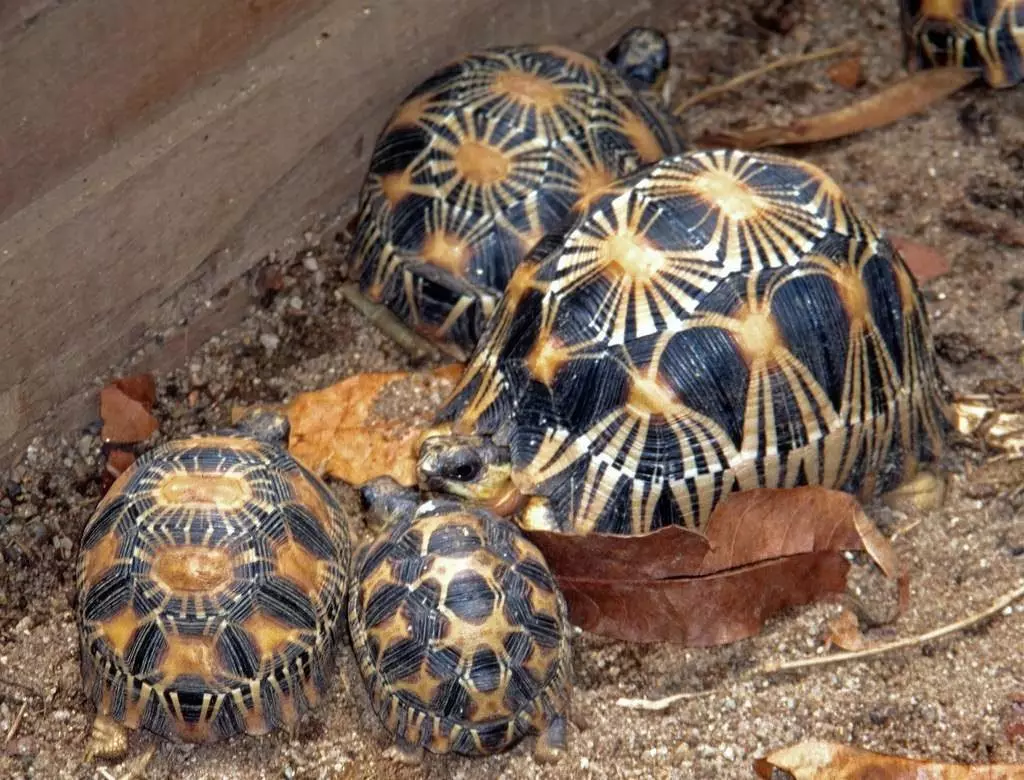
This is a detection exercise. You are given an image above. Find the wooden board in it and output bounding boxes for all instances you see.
[0,0,680,464]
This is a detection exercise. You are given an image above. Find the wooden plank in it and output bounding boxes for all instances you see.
[0,0,328,221]
[0,0,679,463]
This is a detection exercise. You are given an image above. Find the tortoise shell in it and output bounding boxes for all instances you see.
[350,29,686,359]
[76,421,351,743]
[348,499,571,758]
[421,149,949,535]
[901,0,1024,87]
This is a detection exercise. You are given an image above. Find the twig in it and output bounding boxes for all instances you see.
[759,579,1024,674]
[118,745,156,780]
[0,677,44,701]
[615,689,713,711]
[889,516,923,543]
[3,700,27,747]
[674,42,859,115]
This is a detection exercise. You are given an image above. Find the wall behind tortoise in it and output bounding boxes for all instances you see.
[0,0,686,466]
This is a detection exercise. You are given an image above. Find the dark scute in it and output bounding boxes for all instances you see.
[476,720,516,753]
[482,516,519,564]
[425,645,462,681]
[499,290,544,362]
[210,693,247,740]
[469,647,503,693]
[503,638,543,706]
[444,570,496,623]
[405,579,446,643]
[282,504,336,560]
[390,194,436,252]
[123,620,165,677]
[362,582,407,629]
[741,154,816,205]
[82,570,133,622]
[393,526,424,561]
[217,624,260,680]
[170,676,213,723]
[771,271,850,415]
[81,497,129,550]
[369,126,430,177]
[427,522,483,556]
[393,554,427,585]
[379,637,426,682]
[256,577,318,631]
[461,222,524,294]
[651,486,687,530]
[431,677,471,720]
[862,249,907,376]
[769,370,813,453]
[513,556,556,593]
[502,569,560,648]
[554,356,630,435]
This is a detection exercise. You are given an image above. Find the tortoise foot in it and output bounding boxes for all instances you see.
[385,739,425,765]
[85,714,128,762]
[882,469,946,513]
[533,714,567,763]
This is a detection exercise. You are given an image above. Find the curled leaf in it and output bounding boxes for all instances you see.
[528,487,899,644]
[754,739,1024,779]
[698,67,976,149]
[825,609,870,651]
[286,365,461,485]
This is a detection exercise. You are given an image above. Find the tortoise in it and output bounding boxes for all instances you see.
[901,0,1024,88]
[346,27,687,361]
[76,412,351,759]
[348,478,572,762]
[416,149,950,535]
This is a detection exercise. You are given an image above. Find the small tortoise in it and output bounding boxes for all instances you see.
[348,479,572,762]
[417,149,949,535]
[347,27,686,360]
[76,412,350,758]
[901,0,1024,88]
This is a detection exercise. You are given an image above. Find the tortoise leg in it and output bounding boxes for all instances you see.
[360,476,421,534]
[518,496,559,532]
[384,738,425,765]
[338,283,446,363]
[533,714,567,763]
[881,469,946,513]
[85,714,128,761]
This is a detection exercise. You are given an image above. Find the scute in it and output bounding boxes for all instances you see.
[76,429,351,744]
[351,38,686,358]
[349,502,571,757]
[436,149,950,535]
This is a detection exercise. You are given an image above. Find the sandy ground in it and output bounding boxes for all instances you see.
[2,1,1023,777]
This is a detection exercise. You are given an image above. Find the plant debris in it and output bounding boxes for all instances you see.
[285,364,461,485]
[527,487,897,644]
[890,235,952,282]
[99,375,158,445]
[753,739,1024,778]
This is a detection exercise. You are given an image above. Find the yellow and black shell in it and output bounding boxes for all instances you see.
[76,422,350,743]
[348,499,572,758]
[350,33,686,359]
[901,0,1024,87]
[434,149,949,535]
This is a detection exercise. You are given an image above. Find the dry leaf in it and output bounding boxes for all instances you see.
[99,374,158,444]
[825,609,870,651]
[954,394,1024,455]
[527,487,898,644]
[890,235,952,282]
[562,553,849,645]
[827,55,864,89]
[286,365,462,485]
[100,449,137,493]
[754,739,1024,779]
[698,67,976,149]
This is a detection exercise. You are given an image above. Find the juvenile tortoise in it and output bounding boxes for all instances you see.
[901,0,1024,88]
[417,149,950,535]
[76,412,351,758]
[348,479,572,762]
[347,27,686,361]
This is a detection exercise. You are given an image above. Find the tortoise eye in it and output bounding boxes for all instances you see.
[449,455,482,483]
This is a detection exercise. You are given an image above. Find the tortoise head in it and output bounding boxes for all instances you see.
[605,27,670,89]
[232,408,291,448]
[359,476,421,533]
[417,435,522,515]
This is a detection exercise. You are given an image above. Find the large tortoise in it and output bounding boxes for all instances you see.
[417,149,950,535]
[347,27,687,360]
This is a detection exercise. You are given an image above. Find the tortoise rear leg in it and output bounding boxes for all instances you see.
[881,469,946,513]
[533,714,568,763]
[339,283,446,362]
[384,738,425,765]
[85,714,128,762]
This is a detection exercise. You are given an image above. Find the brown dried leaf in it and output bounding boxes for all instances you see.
[698,67,976,149]
[753,739,1024,779]
[528,487,898,645]
[100,375,159,444]
[890,235,952,282]
[825,608,870,651]
[827,55,864,89]
[286,365,462,485]
[561,553,849,645]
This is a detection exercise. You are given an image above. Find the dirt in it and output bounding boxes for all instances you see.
[2,1,1023,777]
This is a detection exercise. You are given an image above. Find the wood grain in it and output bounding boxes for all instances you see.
[0,0,678,464]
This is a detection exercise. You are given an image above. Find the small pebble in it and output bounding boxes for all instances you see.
[260,333,281,353]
